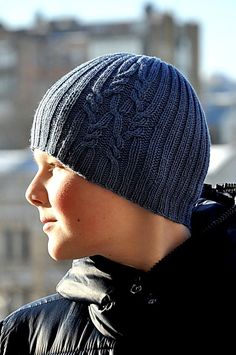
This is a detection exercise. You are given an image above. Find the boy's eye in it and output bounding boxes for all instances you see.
[48,162,64,172]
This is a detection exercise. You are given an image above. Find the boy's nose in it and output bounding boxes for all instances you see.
[25,177,49,207]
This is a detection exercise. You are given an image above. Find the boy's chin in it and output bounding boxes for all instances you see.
[47,241,87,261]
[47,242,69,261]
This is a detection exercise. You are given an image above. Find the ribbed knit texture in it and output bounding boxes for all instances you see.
[31,53,211,228]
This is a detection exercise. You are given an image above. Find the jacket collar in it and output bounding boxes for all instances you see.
[57,255,144,305]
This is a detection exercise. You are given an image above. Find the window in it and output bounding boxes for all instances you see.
[0,40,17,69]
[1,226,31,262]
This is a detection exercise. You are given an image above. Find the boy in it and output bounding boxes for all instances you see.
[0,53,235,354]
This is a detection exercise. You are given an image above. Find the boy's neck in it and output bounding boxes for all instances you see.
[102,213,191,272]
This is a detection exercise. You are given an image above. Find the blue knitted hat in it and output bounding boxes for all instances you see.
[31,53,210,228]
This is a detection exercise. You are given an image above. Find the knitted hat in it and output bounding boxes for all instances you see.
[31,53,210,228]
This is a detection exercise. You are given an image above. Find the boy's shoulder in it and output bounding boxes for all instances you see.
[0,293,86,336]
[1,293,65,326]
[0,293,88,353]
[192,183,236,231]
[192,183,236,273]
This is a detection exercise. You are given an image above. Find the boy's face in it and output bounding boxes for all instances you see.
[25,149,139,261]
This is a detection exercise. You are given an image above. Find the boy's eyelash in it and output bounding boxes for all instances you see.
[48,163,64,170]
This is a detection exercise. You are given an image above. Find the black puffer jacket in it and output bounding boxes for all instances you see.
[1,191,236,354]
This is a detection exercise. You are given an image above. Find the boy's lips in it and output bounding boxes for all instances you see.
[41,218,57,233]
[40,217,57,224]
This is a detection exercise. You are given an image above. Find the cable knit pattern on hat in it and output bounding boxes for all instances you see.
[31,53,211,228]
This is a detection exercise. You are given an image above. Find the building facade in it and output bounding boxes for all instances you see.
[0,5,200,149]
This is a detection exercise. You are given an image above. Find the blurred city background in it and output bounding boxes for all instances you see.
[0,0,236,319]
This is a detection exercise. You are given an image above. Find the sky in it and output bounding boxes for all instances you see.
[0,0,236,81]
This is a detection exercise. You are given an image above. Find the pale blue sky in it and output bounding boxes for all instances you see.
[0,0,236,80]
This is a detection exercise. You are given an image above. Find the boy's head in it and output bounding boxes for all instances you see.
[31,53,210,229]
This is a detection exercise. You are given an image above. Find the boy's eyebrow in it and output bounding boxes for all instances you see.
[32,151,55,164]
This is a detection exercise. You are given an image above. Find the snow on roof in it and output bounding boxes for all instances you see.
[207,144,235,175]
[0,149,36,174]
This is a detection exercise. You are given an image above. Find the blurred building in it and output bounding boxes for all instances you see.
[203,75,236,144]
[0,150,70,319]
[0,24,88,149]
[206,144,236,184]
[0,4,200,149]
